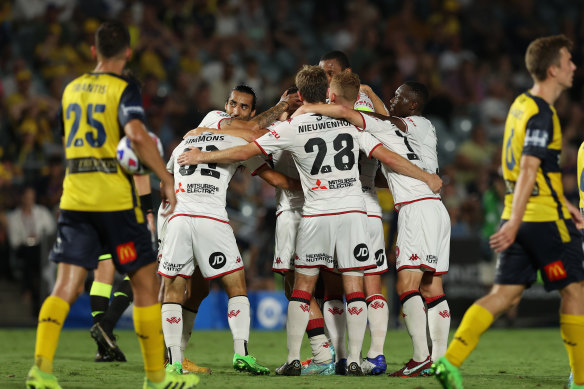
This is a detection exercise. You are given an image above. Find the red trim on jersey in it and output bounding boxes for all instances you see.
[157,271,192,279]
[365,268,389,276]
[367,214,383,219]
[169,214,229,224]
[276,211,283,218]
[294,264,328,269]
[394,197,441,212]
[302,210,367,217]
[253,140,269,156]
[357,111,366,130]
[396,264,439,273]
[425,294,446,304]
[271,268,290,274]
[434,271,448,275]
[368,143,383,158]
[395,116,408,132]
[366,294,387,303]
[205,266,244,280]
[251,162,268,176]
[217,117,226,129]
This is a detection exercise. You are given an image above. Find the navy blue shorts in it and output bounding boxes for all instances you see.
[494,219,584,291]
[50,209,156,274]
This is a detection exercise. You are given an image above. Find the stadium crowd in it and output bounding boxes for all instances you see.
[1,0,584,315]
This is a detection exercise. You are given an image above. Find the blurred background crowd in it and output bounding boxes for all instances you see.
[1,0,583,321]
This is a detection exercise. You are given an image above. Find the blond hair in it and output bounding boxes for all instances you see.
[295,65,328,103]
[330,72,360,104]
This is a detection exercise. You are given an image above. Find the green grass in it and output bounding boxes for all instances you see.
[1,328,570,388]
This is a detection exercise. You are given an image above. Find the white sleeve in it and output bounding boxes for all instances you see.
[197,111,231,129]
[166,151,175,174]
[354,92,374,112]
[357,130,383,158]
[243,155,268,175]
[254,121,293,157]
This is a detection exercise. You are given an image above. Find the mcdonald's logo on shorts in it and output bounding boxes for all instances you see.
[544,260,567,282]
[117,242,137,264]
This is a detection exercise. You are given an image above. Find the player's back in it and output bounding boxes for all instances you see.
[501,92,568,221]
[59,72,143,212]
[169,133,264,221]
[271,113,369,215]
[361,114,438,207]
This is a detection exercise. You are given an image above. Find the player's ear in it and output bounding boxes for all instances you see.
[125,47,132,61]
[251,109,256,117]
[345,67,352,73]
[329,91,337,103]
[297,91,304,102]
[91,45,97,60]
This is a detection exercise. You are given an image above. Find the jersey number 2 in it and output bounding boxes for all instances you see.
[65,103,106,148]
[304,133,355,175]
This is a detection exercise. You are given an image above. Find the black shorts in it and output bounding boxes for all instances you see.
[494,218,584,291]
[50,209,156,274]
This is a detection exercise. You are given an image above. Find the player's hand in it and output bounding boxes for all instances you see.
[426,173,442,193]
[177,147,202,165]
[360,84,372,95]
[146,212,155,233]
[489,219,520,253]
[564,198,584,228]
[160,176,176,216]
[183,127,212,139]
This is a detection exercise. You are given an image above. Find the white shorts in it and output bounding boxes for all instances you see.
[158,215,244,279]
[295,211,376,272]
[156,201,171,262]
[365,215,388,275]
[395,199,450,274]
[273,209,302,273]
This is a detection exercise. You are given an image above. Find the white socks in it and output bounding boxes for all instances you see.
[227,295,250,356]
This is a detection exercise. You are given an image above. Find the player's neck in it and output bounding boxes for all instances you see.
[93,59,126,75]
[529,80,565,106]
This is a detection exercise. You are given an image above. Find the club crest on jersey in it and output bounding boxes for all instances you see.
[209,252,226,269]
[353,243,369,262]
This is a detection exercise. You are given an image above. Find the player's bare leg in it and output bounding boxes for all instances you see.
[420,273,449,362]
[361,274,388,374]
[221,269,269,375]
[389,269,431,377]
[180,268,211,374]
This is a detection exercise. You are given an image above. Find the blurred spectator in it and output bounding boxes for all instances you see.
[7,186,56,316]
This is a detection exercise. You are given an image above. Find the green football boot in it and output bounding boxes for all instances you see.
[233,353,270,375]
[431,357,463,389]
[143,371,199,389]
[26,366,62,389]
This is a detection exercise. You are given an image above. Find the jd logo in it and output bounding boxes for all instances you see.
[209,252,226,269]
[375,249,385,267]
[353,243,369,262]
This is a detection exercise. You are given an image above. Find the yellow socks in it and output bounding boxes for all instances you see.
[34,296,70,373]
[561,314,584,385]
[133,303,165,383]
[445,304,494,367]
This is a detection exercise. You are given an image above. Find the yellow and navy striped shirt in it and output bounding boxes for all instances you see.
[501,92,569,222]
[59,72,146,212]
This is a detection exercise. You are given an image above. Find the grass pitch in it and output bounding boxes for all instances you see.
[1,327,570,388]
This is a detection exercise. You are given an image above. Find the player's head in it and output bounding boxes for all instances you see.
[525,34,575,87]
[319,51,351,85]
[329,72,360,107]
[94,21,131,61]
[389,81,429,117]
[225,84,256,120]
[295,65,328,104]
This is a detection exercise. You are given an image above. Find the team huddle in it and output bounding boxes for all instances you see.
[155,52,451,378]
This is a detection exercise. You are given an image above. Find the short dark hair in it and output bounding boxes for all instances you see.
[295,65,328,103]
[525,34,573,82]
[95,21,130,59]
[404,81,429,110]
[320,51,351,70]
[230,84,256,111]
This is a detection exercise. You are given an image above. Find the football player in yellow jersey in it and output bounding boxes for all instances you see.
[433,35,584,389]
[26,21,198,389]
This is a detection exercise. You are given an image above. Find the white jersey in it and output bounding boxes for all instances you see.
[265,121,304,213]
[360,113,439,207]
[167,133,266,222]
[354,91,375,112]
[395,115,439,175]
[197,110,232,129]
[255,113,381,216]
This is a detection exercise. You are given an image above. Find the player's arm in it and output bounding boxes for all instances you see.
[177,142,262,165]
[133,174,155,233]
[490,155,540,252]
[295,103,366,126]
[124,119,175,215]
[564,195,584,228]
[360,84,389,115]
[370,145,442,193]
[254,164,302,190]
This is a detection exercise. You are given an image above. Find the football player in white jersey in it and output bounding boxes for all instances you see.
[294,81,451,377]
[176,66,442,376]
[319,51,390,375]
[159,130,300,376]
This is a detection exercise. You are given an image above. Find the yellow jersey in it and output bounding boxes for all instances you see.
[578,141,584,210]
[501,92,569,222]
[59,72,146,211]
